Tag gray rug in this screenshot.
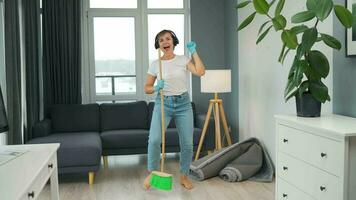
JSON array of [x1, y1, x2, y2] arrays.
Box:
[[189, 137, 274, 182]]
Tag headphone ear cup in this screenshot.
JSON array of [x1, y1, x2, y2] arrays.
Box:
[[173, 37, 178, 46], [170, 31, 179, 46], [154, 36, 159, 49]]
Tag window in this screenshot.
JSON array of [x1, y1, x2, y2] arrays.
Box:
[[90, 0, 137, 8], [84, 0, 190, 102], [93, 17, 136, 96], [147, 0, 183, 8]]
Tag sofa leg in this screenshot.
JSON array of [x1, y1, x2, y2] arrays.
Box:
[[103, 156, 108, 168], [89, 172, 95, 185]]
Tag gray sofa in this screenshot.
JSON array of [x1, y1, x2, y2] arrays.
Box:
[[27, 101, 214, 184]]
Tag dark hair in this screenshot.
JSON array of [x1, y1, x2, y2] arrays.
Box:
[[154, 30, 179, 49]]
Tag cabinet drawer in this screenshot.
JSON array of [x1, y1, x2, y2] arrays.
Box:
[[278, 125, 343, 176], [278, 153, 340, 200], [20, 154, 57, 200], [277, 178, 315, 200]]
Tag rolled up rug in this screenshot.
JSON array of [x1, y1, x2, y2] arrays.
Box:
[[189, 137, 274, 182], [189, 140, 253, 181], [219, 143, 262, 182]]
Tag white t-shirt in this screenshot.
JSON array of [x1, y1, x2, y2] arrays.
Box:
[[148, 55, 190, 96]]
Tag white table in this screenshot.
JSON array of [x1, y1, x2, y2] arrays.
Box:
[[0, 143, 60, 200]]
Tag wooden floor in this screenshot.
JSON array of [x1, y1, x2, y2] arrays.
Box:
[[38, 154, 275, 200]]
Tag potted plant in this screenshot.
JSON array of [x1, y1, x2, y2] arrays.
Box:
[[236, 0, 353, 117]]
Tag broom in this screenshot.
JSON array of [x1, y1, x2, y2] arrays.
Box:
[[149, 49, 173, 191]]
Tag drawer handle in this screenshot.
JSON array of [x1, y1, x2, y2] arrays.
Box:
[[283, 166, 288, 171], [321, 153, 327, 158], [48, 163, 53, 169], [282, 193, 288, 198], [283, 139, 288, 143], [28, 191, 35, 198], [320, 186, 326, 191]]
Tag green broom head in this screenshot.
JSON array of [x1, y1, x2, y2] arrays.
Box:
[[150, 171, 173, 191]]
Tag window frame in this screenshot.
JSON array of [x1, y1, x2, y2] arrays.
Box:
[[88, 10, 142, 102], [82, 0, 191, 103]]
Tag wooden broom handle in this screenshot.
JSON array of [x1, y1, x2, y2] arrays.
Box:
[[158, 49, 166, 172]]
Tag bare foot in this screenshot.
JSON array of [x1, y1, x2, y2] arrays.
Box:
[[143, 174, 151, 190], [180, 175, 194, 190]]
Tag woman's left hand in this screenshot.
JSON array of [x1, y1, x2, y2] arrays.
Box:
[[187, 41, 196, 55]]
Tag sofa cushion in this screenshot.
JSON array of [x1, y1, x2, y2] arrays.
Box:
[[100, 101, 149, 131], [51, 104, 99, 133], [27, 132, 102, 168], [101, 129, 149, 149], [148, 102, 197, 128]]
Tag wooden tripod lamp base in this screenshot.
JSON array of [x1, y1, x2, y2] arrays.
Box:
[[194, 93, 232, 161]]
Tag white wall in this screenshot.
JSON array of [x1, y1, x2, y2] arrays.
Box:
[[238, 0, 333, 163], [0, 133, 6, 145]]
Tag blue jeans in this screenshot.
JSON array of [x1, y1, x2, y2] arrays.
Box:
[[147, 92, 194, 175]]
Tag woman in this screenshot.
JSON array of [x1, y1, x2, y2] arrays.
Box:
[[143, 30, 205, 190]]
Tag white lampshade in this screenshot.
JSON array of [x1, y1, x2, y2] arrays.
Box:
[[201, 69, 231, 93]]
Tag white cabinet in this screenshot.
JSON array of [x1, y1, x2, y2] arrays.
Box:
[[275, 115, 356, 200], [19, 153, 57, 200], [277, 178, 314, 200], [0, 144, 60, 200]]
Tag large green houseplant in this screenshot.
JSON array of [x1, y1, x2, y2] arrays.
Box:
[[236, 0, 353, 117]]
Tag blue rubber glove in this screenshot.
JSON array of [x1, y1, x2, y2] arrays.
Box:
[[154, 80, 164, 92], [187, 41, 197, 55]]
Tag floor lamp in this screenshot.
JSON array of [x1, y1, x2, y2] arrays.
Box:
[[195, 69, 233, 161]]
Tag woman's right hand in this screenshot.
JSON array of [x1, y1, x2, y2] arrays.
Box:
[[154, 80, 165, 92]]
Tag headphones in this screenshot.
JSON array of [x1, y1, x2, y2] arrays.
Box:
[[154, 30, 179, 49]]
